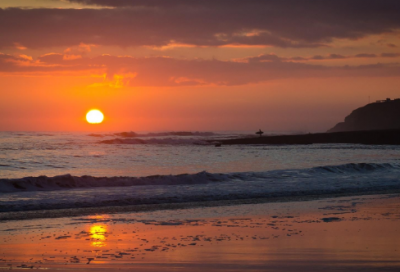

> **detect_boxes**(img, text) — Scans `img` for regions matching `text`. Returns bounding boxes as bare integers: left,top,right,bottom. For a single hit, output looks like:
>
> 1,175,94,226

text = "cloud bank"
1,0,400,49
1,52,399,87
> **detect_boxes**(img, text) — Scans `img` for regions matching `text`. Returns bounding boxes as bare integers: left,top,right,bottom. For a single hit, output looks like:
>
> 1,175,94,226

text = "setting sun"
86,109,104,124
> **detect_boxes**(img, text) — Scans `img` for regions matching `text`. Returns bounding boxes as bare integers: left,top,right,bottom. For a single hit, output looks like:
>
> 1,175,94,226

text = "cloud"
237,52,400,63
1,1,400,48
38,53,65,64
355,53,377,58
13,43,27,50
245,54,283,63
0,52,89,73
89,72,137,88
65,0,400,11
353,53,399,58
381,52,400,57
1,52,400,86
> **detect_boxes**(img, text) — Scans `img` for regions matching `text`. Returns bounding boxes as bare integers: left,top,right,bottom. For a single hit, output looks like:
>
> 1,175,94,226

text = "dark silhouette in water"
328,98,400,133
256,129,264,137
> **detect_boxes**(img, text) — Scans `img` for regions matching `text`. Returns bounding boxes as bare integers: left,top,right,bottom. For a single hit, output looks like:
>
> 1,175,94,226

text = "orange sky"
1,0,400,132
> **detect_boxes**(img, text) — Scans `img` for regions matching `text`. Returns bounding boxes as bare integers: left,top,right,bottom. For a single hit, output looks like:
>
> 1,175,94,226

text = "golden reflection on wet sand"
0,194,399,271
89,225,107,248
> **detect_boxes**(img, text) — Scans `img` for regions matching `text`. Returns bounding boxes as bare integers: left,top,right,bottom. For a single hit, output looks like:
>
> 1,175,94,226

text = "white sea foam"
1,132,400,213
1,162,398,193
3,131,398,180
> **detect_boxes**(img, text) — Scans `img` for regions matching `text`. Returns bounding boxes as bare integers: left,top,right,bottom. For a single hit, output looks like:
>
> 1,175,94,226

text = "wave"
113,131,138,137
87,133,104,137
88,131,216,138
0,171,224,193
1,162,399,194
315,162,396,173
1,162,400,213
117,131,216,137
99,137,210,145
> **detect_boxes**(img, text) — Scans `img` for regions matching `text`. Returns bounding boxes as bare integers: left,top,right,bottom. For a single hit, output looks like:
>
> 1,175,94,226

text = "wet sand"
1,194,400,271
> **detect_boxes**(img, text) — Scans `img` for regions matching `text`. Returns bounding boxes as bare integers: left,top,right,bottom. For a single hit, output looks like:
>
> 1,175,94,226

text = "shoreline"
2,189,400,221
216,129,400,145
1,193,399,271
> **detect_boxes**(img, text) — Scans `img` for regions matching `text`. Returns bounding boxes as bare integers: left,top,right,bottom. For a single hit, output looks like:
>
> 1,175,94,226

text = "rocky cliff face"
328,99,400,133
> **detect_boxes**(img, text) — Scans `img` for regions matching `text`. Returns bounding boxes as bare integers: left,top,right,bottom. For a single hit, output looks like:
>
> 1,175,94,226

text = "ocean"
1,131,400,213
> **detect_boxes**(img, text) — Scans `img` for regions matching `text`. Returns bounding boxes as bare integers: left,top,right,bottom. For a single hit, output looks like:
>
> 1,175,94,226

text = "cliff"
328,99,400,133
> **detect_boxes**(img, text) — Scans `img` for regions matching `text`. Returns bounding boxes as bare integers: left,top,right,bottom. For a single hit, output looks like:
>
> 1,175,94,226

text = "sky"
0,0,400,132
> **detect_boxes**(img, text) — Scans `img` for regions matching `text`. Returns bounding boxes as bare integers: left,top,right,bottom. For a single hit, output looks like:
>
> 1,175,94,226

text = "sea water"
0,131,400,212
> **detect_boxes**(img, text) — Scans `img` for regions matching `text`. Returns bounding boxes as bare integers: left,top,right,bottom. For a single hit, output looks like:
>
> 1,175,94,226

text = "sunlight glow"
86,109,104,124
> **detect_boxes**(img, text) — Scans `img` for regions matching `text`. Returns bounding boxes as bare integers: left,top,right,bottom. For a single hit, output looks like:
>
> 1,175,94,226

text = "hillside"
328,99,400,133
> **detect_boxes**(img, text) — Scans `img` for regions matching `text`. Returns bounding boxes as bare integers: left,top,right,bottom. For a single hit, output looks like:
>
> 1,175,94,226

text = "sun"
86,109,104,124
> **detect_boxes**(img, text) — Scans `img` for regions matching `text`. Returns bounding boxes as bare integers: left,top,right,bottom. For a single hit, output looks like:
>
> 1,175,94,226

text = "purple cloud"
381,52,400,57
0,1,399,49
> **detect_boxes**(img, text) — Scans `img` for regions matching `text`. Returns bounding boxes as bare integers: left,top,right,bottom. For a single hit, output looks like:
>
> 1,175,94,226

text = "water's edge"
1,190,399,222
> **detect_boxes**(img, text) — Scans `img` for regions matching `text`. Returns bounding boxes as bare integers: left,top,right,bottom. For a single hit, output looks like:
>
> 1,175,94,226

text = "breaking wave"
315,162,397,173
1,162,399,193
0,171,226,193
1,162,400,212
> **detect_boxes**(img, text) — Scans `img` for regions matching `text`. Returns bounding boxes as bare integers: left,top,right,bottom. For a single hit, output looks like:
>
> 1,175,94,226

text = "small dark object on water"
256,129,264,137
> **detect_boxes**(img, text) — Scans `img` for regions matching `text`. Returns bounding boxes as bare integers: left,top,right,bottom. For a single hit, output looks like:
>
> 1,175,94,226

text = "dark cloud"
381,52,400,57
246,54,283,63
1,53,399,86
355,53,377,58
312,55,325,60
0,0,400,48
242,52,398,63
307,54,347,60
67,0,399,11
328,54,347,59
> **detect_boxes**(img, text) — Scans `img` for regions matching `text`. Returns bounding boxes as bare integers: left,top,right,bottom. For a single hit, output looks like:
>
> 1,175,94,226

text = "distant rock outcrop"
328,98,400,133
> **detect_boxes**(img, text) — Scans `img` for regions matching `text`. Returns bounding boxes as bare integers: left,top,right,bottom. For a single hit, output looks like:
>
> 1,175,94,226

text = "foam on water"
1,162,399,212
1,131,400,213
1,162,398,193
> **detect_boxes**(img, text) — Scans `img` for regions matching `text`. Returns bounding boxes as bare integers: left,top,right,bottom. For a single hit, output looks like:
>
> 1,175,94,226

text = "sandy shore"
1,194,400,271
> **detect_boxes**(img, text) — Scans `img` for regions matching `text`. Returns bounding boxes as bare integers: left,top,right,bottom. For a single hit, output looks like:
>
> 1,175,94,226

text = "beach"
1,193,400,271
2,1,400,271
1,132,400,271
